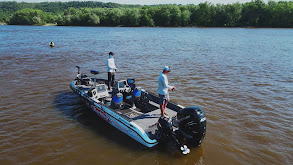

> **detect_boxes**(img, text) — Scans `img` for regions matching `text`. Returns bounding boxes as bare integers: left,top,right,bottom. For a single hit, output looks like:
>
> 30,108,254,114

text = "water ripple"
1,26,292,164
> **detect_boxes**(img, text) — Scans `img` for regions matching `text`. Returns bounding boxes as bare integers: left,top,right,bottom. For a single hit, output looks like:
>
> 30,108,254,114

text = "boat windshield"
118,81,127,88
96,85,106,93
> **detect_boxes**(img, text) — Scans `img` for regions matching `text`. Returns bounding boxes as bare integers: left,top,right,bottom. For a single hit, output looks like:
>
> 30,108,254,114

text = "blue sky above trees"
4,0,291,5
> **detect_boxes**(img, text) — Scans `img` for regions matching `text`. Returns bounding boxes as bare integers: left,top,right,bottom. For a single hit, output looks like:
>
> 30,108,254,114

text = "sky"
3,0,290,5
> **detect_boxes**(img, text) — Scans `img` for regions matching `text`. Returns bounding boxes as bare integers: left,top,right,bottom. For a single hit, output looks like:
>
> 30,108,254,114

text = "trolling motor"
156,107,206,155
75,66,99,87
75,66,90,85
76,66,81,79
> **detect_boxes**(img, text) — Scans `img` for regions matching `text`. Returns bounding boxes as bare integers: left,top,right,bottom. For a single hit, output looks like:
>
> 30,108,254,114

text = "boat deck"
73,78,181,139
112,101,177,139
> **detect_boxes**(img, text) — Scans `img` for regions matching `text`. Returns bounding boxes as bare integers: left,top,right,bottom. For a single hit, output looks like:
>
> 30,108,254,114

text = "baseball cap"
163,66,171,72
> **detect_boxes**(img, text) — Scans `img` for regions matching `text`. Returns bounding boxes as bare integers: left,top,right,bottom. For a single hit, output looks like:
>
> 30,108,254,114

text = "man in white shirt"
107,52,117,90
158,66,176,117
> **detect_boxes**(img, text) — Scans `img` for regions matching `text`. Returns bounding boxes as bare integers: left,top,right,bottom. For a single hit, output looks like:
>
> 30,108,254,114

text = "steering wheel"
124,85,131,93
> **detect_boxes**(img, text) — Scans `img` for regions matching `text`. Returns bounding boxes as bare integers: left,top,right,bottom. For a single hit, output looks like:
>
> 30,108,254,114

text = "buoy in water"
49,42,54,47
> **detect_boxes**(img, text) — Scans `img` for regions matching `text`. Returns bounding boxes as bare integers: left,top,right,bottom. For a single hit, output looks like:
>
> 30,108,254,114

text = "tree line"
1,0,293,27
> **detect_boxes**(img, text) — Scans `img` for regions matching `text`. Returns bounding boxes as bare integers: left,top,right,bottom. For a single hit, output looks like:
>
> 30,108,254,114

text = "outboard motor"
157,117,177,144
156,107,206,155
157,117,190,155
111,93,123,109
177,107,206,147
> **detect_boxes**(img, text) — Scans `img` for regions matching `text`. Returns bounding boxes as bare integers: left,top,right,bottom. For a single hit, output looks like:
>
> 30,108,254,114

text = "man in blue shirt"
107,52,117,90
158,66,176,117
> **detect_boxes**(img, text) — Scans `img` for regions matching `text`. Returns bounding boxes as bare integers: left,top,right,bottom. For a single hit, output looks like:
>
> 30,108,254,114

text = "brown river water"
0,26,292,164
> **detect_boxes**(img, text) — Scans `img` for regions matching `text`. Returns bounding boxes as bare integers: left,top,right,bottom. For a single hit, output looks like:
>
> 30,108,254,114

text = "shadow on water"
53,91,152,151
54,91,165,151
53,91,204,162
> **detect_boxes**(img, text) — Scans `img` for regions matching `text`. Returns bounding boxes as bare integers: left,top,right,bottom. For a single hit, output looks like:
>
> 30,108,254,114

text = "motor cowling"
177,107,206,147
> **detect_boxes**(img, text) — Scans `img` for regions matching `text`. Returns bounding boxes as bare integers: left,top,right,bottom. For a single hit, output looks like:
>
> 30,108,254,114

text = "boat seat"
111,93,123,109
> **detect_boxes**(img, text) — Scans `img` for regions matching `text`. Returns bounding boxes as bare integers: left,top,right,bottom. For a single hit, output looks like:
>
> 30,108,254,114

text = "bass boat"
70,66,206,154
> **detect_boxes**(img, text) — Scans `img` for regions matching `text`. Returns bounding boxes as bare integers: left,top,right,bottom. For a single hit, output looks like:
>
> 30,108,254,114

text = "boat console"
87,84,110,100
116,80,132,93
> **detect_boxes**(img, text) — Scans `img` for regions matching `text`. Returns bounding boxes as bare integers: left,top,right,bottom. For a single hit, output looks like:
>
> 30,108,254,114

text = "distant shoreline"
2,1,293,28
2,24,293,29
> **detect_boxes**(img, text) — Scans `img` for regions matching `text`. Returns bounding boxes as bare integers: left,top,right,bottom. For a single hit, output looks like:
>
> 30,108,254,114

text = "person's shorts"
159,93,169,105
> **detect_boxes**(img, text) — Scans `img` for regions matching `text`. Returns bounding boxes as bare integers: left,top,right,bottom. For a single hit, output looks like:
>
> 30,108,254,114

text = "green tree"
197,2,215,26
154,6,171,26
181,9,191,26
9,8,47,25
2,1,293,28
268,1,293,27
241,0,266,27
169,5,181,26
224,3,242,26
92,8,107,25
139,8,155,27
57,8,100,26
213,3,242,27
105,8,122,26
87,13,100,25
121,8,141,26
